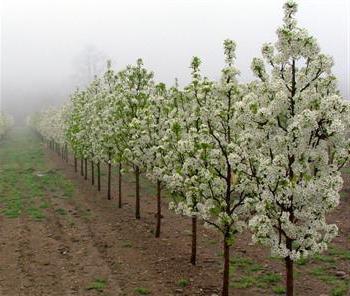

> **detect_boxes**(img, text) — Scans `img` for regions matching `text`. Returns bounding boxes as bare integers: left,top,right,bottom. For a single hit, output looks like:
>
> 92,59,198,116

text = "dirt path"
0,128,349,296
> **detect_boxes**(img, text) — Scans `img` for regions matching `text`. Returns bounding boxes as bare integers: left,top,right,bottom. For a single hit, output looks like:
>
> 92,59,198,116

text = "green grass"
121,240,132,248
86,278,107,292
134,287,150,295
230,255,282,292
177,278,190,288
0,128,74,221
341,167,350,174
272,285,286,294
55,208,67,215
310,266,350,296
340,191,348,199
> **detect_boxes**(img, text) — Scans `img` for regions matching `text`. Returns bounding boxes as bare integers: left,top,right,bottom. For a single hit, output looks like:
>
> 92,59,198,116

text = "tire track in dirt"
17,215,67,296
46,192,122,296
0,218,21,296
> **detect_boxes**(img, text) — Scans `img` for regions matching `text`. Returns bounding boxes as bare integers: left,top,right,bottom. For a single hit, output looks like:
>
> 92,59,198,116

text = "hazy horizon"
1,0,349,122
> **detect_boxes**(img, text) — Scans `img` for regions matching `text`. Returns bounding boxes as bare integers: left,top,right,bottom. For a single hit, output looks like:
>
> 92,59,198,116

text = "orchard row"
28,1,350,295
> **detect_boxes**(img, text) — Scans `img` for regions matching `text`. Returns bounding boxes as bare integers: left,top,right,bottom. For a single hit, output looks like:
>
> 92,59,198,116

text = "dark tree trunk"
84,158,88,180
155,180,161,238
285,238,294,296
80,159,84,176
135,165,140,219
107,153,111,200
190,216,197,265
285,257,294,296
97,162,101,191
91,161,94,185
118,163,122,208
65,144,68,163
222,236,230,296
74,156,77,173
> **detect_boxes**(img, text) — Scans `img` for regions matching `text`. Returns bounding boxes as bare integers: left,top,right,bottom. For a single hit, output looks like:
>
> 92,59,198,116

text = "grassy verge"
0,127,74,221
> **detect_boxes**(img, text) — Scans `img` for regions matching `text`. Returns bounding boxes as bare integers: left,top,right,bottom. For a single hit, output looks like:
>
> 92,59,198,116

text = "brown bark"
84,158,87,180
286,238,294,296
91,161,94,185
97,162,101,191
107,156,111,200
155,180,161,238
65,144,68,163
118,163,122,208
135,166,140,219
74,156,77,173
222,237,230,296
190,216,197,265
80,159,84,176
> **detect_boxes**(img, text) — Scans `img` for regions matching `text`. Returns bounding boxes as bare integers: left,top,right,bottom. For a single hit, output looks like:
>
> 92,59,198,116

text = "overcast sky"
1,0,349,121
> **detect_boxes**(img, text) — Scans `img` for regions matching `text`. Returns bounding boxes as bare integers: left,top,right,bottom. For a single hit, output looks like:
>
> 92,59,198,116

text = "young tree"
163,61,209,265
231,1,350,295
166,41,251,296
118,58,155,219
130,83,172,237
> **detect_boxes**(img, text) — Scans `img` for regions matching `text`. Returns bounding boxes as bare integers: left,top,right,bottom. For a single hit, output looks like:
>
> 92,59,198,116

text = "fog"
1,0,349,123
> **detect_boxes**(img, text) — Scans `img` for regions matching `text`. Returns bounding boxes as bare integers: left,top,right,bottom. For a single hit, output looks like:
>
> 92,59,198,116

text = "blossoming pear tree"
66,89,91,177
93,60,124,200
130,82,175,237
231,1,350,295
167,40,252,296
163,58,210,266
118,58,155,219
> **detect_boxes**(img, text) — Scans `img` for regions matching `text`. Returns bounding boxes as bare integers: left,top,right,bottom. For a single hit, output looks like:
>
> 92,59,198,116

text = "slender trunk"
107,152,111,200
84,158,88,180
135,166,140,219
190,216,197,265
91,161,94,185
155,180,161,238
65,144,68,163
97,162,101,191
118,163,122,208
285,257,294,296
80,159,84,176
286,238,294,296
222,236,230,296
74,156,77,173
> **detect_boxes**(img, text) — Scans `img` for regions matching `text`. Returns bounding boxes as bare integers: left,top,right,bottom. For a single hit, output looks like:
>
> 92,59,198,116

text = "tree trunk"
118,163,122,208
155,180,161,238
91,161,94,185
84,158,88,180
74,156,77,173
80,159,84,176
97,162,101,191
285,257,294,296
222,236,230,296
65,144,68,163
107,153,111,200
135,165,140,219
190,216,197,265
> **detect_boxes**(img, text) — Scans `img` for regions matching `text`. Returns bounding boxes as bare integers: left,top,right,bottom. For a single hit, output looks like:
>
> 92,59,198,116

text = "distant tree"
72,45,108,88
